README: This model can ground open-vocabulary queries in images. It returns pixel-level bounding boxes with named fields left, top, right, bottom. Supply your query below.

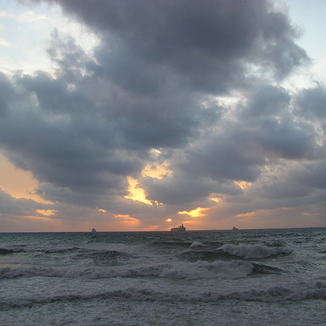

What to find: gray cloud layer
left=0, top=0, right=325, bottom=229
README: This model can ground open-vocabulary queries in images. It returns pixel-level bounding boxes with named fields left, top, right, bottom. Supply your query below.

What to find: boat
left=171, top=224, right=186, bottom=232
left=232, top=226, right=238, bottom=230
left=91, top=228, right=96, bottom=233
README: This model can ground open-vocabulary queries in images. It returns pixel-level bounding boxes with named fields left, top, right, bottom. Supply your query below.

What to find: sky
left=0, top=0, right=325, bottom=232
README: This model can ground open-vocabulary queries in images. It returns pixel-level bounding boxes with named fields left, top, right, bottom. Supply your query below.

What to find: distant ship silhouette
left=171, top=224, right=186, bottom=232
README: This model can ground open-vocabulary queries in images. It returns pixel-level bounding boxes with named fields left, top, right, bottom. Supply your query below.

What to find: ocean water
left=0, top=228, right=325, bottom=326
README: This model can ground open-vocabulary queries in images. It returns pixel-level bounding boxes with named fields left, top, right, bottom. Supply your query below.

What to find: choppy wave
left=0, top=248, right=25, bottom=255
left=81, top=250, right=135, bottom=266
left=159, top=260, right=283, bottom=280
left=152, top=240, right=223, bottom=249
left=160, top=260, right=255, bottom=279
left=1, top=281, right=325, bottom=312
left=152, top=240, right=193, bottom=247
left=0, top=246, right=82, bottom=255
left=43, top=247, right=81, bottom=254
left=219, top=244, right=292, bottom=259
left=0, top=248, right=15, bottom=255
left=0, top=229, right=325, bottom=325
left=178, top=249, right=233, bottom=262
left=0, top=257, right=282, bottom=281
left=178, top=243, right=292, bottom=263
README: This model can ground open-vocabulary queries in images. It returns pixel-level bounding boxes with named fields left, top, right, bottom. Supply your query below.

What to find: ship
left=91, top=228, right=97, bottom=233
left=171, top=224, right=186, bottom=232
left=232, top=226, right=238, bottom=230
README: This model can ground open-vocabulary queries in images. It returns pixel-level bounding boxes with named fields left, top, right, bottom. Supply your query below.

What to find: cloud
left=16, top=10, right=47, bottom=24
left=0, top=0, right=325, bottom=230
left=181, top=123, right=266, bottom=182
left=143, top=172, right=241, bottom=207
left=0, top=73, right=15, bottom=115
left=295, top=85, right=326, bottom=120
left=254, top=116, right=322, bottom=160
left=0, top=185, right=51, bottom=216
left=0, top=37, right=12, bottom=48
left=53, top=0, right=307, bottom=91
left=240, top=84, right=291, bottom=118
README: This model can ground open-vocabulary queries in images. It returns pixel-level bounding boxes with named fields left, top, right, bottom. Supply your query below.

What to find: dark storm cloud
left=295, top=85, right=326, bottom=132
left=179, top=115, right=321, bottom=184
left=19, top=71, right=91, bottom=114
left=240, top=161, right=326, bottom=214
left=31, top=0, right=308, bottom=94
left=0, top=0, right=324, bottom=227
left=0, top=70, right=143, bottom=207
left=0, top=73, right=16, bottom=116
left=181, top=123, right=266, bottom=182
left=294, top=161, right=326, bottom=190
left=241, top=84, right=291, bottom=118
left=142, top=172, right=241, bottom=206
left=254, top=117, right=322, bottom=160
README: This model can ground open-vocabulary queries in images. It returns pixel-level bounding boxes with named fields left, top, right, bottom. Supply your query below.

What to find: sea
left=0, top=228, right=325, bottom=326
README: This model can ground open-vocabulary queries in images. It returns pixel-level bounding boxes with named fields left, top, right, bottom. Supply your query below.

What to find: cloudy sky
left=0, top=0, right=325, bottom=232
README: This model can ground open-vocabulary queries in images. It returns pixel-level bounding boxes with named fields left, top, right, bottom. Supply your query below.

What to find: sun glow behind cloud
left=36, top=209, right=57, bottom=216
left=178, top=207, right=209, bottom=218
left=141, top=160, right=172, bottom=179
left=233, top=181, right=252, bottom=190
left=125, top=177, right=153, bottom=205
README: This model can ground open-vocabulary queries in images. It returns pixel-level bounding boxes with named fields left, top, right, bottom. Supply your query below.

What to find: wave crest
left=219, top=244, right=292, bottom=259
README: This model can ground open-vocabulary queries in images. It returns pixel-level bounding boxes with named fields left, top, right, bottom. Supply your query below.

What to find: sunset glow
left=114, top=214, right=140, bottom=227
left=125, top=177, right=153, bottom=205
left=178, top=207, right=208, bottom=218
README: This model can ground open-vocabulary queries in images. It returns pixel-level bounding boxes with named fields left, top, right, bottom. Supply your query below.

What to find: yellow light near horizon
left=114, top=214, right=140, bottom=226
left=178, top=207, right=208, bottom=218
left=166, top=218, right=172, bottom=222
left=124, top=177, right=153, bottom=205
left=0, top=154, right=52, bottom=205
left=23, top=214, right=63, bottom=224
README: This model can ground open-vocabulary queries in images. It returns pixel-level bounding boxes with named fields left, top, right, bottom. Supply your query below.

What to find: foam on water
left=0, top=228, right=325, bottom=325
left=190, top=240, right=207, bottom=248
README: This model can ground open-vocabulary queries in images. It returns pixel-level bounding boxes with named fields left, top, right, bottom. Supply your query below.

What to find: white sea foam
left=190, top=240, right=206, bottom=248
